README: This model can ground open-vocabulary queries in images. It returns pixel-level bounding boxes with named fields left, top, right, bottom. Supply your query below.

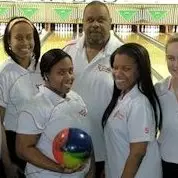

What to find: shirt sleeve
left=17, top=111, right=45, bottom=135
left=0, top=74, right=11, bottom=108
left=128, top=98, right=155, bottom=143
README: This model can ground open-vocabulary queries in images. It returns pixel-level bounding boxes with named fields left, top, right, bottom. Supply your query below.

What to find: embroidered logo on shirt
left=35, top=84, right=42, bottom=89
left=113, top=110, right=124, bottom=120
left=79, top=108, right=87, bottom=117
left=144, top=127, right=149, bottom=134
left=98, top=64, right=111, bottom=73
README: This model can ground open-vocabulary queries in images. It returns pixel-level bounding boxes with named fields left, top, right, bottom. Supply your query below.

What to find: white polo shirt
left=155, top=77, right=178, bottom=164
left=0, top=58, right=43, bottom=132
left=104, top=85, right=162, bottom=178
left=64, top=32, right=122, bottom=161
left=16, top=86, right=91, bottom=178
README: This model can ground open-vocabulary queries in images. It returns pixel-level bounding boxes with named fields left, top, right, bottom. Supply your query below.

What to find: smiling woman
left=40, top=49, right=75, bottom=97
left=15, top=49, right=94, bottom=178
left=0, top=16, right=42, bottom=178
left=102, top=43, right=162, bottom=178
left=8, top=21, right=35, bottom=68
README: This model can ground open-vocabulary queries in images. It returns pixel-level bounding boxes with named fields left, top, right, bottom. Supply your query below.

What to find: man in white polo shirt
left=64, top=1, right=122, bottom=177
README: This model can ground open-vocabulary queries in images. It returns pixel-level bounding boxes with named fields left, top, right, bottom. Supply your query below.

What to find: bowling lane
left=145, top=33, right=170, bottom=45
left=0, top=41, right=7, bottom=64
left=41, top=32, right=73, bottom=55
left=42, top=31, right=159, bottom=84
left=116, top=32, right=169, bottom=79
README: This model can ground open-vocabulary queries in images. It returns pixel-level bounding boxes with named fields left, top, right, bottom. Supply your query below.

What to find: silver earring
left=44, top=75, right=49, bottom=81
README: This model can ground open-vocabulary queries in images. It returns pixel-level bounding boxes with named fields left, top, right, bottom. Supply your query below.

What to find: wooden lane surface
left=0, top=41, right=7, bottom=64
left=116, top=32, right=170, bottom=80
left=146, top=33, right=170, bottom=45
left=42, top=32, right=160, bottom=84
left=41, top=32, right=74, bottom=55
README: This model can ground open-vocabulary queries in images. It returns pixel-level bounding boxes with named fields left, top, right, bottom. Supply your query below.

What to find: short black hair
left=40, top=48, right=72, bottom=81
left=3, top=16, right=40, bottom=69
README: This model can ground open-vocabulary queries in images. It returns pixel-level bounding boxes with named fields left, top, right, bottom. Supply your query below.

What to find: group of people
left=0, top=1, right=178, bottom=178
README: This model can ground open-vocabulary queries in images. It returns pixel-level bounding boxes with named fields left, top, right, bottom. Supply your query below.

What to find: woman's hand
left=57, top=162, right=86, bottom=174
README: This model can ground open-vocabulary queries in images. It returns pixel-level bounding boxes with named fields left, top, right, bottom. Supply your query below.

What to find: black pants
left=95, top=161, right=104, bottom=178
left=162, top=159, right=178, bottom=178
left=0, top=160, right=6, bottom=178
left=0, top=131, right=26, bottom=178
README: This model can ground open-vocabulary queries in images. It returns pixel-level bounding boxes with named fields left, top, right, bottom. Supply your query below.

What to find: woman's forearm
left=1, top=124, right=11, bottom=167
left=121, top=153, right=145, bottom=178
left=17, top=146, right=63, bottom=173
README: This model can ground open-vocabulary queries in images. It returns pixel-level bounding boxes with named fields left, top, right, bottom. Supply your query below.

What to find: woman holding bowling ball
left=16, top=49, right=94, bottom=178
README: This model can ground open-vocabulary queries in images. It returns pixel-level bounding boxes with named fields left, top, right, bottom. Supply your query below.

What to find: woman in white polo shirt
left=155, top=34, right=178, bottom=178
left=16, top=49, right=94, bottom=178
left=102, top=43, right=162, bottom=178
left=0, top=16, right=42, bottom=177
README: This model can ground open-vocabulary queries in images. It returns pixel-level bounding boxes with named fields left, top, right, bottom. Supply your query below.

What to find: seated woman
left=16, top=49, right=94, bottom=178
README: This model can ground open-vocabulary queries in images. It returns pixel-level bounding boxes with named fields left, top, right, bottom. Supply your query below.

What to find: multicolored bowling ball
left=52, top=128, right=92, bottom=169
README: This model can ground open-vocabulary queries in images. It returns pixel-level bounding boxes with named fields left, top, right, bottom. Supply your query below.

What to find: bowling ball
left=52, top=128, right=92, bottom=169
